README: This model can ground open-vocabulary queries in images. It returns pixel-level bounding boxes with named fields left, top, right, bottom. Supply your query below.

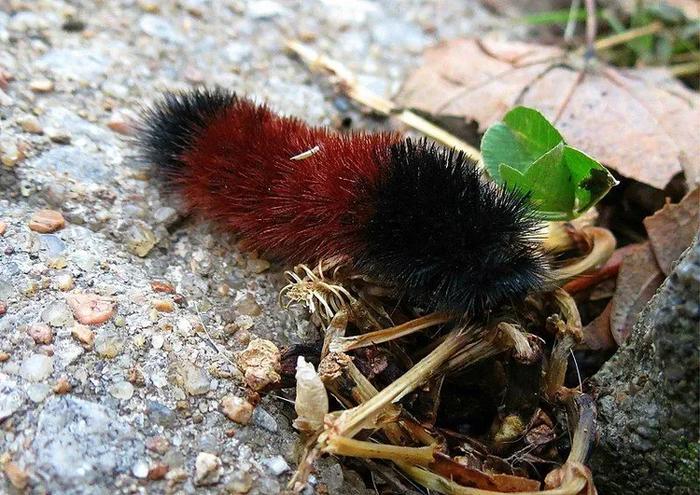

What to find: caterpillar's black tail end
left=136, top=87, right=237, bottom=173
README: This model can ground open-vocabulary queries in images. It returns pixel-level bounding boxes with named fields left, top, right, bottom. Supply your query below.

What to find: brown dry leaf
left=396, top=38, right=700, bottom=189
left=581, top=301, right=615, bottom=350
left=643, top=187, right=700, bottom=275
left=432, top=453, right=541, bottom=492
left=609, top=242, right=665, bottom=345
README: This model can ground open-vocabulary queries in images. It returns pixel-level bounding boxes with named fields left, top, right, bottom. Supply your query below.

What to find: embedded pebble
left=47, top=128, right=72, bottom=144
left=194, top=452, right=222, bottom=486
left=18, top=115, right=43, bottom=134
left=20, top=354, right=54, bottom=382
left=0, top=221, right=6, bottom=235
left=41, top=301, right=73, bottom=326
left=27, top=383, right=52, bottom=403
left=151, top=334, right=165, bottom=349
left=71, top=324, right=95, bottom=347
left=221, top=395, right=254, bottom=424
left=4, top=462, right=28, bottom=490
left=234, top=294, right=262, bottom=316
left=148, top=463, right=169, bottom=480
left=183, top=365, right=211, bottom=395
left=29, top=209, right=65, bottom=233
left=247, top=258, right=271, bottom=273
left=153, top=298, right=174, bottom=312
left=0, top=351, right=10, bottom=362
left=27, top=322, right=53, bottom=344
left=66, top=293, right=115, bottom=325
left=53, top=377, right=72, bottom=394
left=236, top=338, right=282, bottom=391
left=55, top=272, right=75, bottom=291
left=94, top=331, right=124, bottom=358
left=107, top=109, right=135, bottom=135
left=30, top=78, right=54, bottom=93
left=263, top=455, right=290, bottom=475
left=109, top=381, right=134, bottom=400
left=132, top=460, right=149, bottom=479
left=124, top=222, right=157, bottom=257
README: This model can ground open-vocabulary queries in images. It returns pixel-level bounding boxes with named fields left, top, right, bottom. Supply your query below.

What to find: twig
left=330, top=312, right=452, bottom=352
left=564, top=0, right=582, bottom=43
left=543, top=289, right=583, bottom=401
left=285, top=40, right=480, bottom=161
left=588, top=21, right=663, bottom=52
left=325, top=437, right=438, bottom=465
left=671, top=61, right=700, bottom=77
left=584, top=0, right=597, bottom=58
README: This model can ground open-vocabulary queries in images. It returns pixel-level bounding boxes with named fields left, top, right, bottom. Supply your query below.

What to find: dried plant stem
left=543, top=289, right=583, bottom=400
left=551, top=226, right=616, bottom=282
left=325, top=437, right=438, bottom=465
left=562, top=391, right=597, bottom=464
left=331, top=312, right=452, bottom=352
left=324, top=328, right=472, bottom=440
left=445, top=322, right=525, bottom=372
left=590, top=21, right=663, bottom=52
left=319, top=352, right=436, bottom=447
left=671, top=61, right=700, bottom=77
left=285, top=40, right=480, bottom=160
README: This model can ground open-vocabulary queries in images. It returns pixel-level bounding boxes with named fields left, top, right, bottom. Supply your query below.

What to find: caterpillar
left=137, top=88, right=547, bottom=316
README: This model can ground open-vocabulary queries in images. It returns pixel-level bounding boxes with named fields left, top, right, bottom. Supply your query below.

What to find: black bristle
left=357, top=139, right=547, bottom=316
left=136, top=87, right=237, bottom=173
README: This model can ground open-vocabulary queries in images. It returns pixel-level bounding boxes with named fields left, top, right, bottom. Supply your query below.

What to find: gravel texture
left=0, top=1, right=496, bottom=493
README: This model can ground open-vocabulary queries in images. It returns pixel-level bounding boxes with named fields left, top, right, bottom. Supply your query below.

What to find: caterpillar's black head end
left=136, top=87, right=237, bottom=174
left=359, top=139, right=548, bottom=317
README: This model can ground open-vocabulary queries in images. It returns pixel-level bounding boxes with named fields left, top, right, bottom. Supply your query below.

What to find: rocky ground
left=0, top=1, right=501, bottom=494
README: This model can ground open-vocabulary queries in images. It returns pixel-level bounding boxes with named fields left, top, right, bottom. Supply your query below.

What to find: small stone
left=148, top=463, right=169, bottom=480
left=127, top=366, right=145, bottom=386
left=27, top=382, right=51, bottom=403
left=234, top=294, right=262, bottom=317
left=236, top=338, right=282, bottom=391
left=53, top=377, right=72, bottom=394
left=165, top=467, right=188, bottom=482
left=225, top=471, right=253, bottom=493
left=1, top=139, right=22, bottom=167
left=153, top=206, right=178, bottom=225
left=29, top=209, right=65, bottom=233
left=20, top=354, right=53, bottom=382
left=263, top=455, right=290, bottom=475
left=94, top=331, right=123, bottom=358
left=132, top=460, right=149, bottom=479
left=183, top=365, right=210, bottom=395
left=246, top=258, right=270, bottom=273
left=71, top=324, right=95, bottom=347
left=153, top=298, right=174, bottom=312
left=40, top=301, right=73, bottom=327
left=27, top=322, right=54, bottom=344
left=221, top=395, right=254, bottom=425
left=151, top=334, right=165, bottom=349
left=56, top=272, right=74, bottom=291
left=4, top=462, right=28, bottom=490
left=47, top=128, right=72, bottom=144
left=0, top=221, right=6, bottom=235
left=125, top=222, right=157, bottom=257
left=66, top=293, right=114, bottom=325
left=151, top=280, right=175, bottom=293
left=194, top=452, right=222, bottom=486
left=18, top=115, right=43, bottom=134
left=146, top=435, right=170, bottom=454
left=0, top=351, right=9, bottom=362
left=107, top=109, right=135, bottom=135
left=108, top=381, right=134, bottom=400
left=30, top=78, right=54, bottom=93
left=248, top=0, right=286, bottom=19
